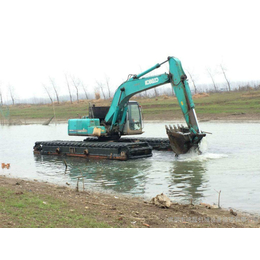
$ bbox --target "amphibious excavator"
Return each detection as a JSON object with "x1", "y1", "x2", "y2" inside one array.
[{"x1": 34, "y1": 56, "x2": 206, "y2": 160}]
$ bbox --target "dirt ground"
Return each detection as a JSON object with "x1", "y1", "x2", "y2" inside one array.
[{"x1": 0, "y1": 176, "x2": 259, "y2": 228}]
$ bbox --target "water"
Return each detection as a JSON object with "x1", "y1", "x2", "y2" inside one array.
[{"x1": 1, "y1": 122, "x2": 260, "y2": 214}]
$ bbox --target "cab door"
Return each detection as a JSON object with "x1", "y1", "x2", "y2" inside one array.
[{"x1": 123, "y1": 101, "x2": 143, "y2": 135}]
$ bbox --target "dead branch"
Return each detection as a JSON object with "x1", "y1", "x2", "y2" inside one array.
[
  {"x1": 206, "y1": 68, "x2": 218, "y2": 92},
  {"x1": 49, "y1": 77, "x2": 60, "y2": 104},
  {"x1": 214, "y1": 189, "x2": 221, "y2": 208},
  {"x1": 105, "y1": 75, "x2": 111, "y2": 99},
  {"x1": 43, "y1": 84, "x2": 53, "y2": 104},
  {"x1": 71, "y1": 76, "x2": 80, "y2": 103},
  {"x1": 65, "y1": 73, "x2": 73, "y2": 104},
  {"x1": 220, "y1": 64, "x2": 231, "y2": 91},
  {"x1": 186, "y1": 70, "x2": 197, "y2": 94},
  {"x1": 96, "y1": 81, "x2": 106, "y2": 99},
  {"x1": 0, "y1": 85, "x2": 3, "y2": 105},
  {"x1": 63, "y1": 159, "x2": 68, "y2": 173},
  {"x1": 81, "y1": 82, "x2": 89, "y2": 100},
  {"x1": 8, "y1": 85, "x2": 15, "y2": 105}
]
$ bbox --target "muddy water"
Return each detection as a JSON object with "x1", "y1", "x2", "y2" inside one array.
[{"x1": 1, "y1": 122, "x2": 260, "y2": 214}]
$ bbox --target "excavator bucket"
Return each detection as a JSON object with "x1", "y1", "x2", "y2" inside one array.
[{"x1": 165, "y1": 124, "x2": 206, "y2": 155}]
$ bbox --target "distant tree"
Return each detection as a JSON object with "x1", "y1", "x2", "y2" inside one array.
[
  {"x1": 96, "y1": 81, "x2": 106, "y2": 99},
  {"x1": 105, "y1": 76, "x2": 111, "y2": 99},
  {"x1": 49, "y1": 77, "x2": 60, "y2": 104},
  {"x1": 154, "y1": 88, "x2": 159, "y2": 97},
  {"x1": 206, "y1": 68, "x2": 218, "y2": 92},
  {"x1": 43, "y1": 84, "x2": 53, "y2": 104},
  {"x1": 143, "y1": 91, "x2": 149, "y2": 98},
  {"x1": 186, "y1": 70, "x2": 198, "y2": 94},
  {"x1": 0, "y1": 86, "x2": 3, "y2": 105},
  {"x1": 220, "y1": 64, "x2": 231, "y2": 91},
  {"x1": 81, "y1": 82, "x2": 89, "y2": 100},
  {"x1": 65, "y1": 74, "x2": 73, "y2": 104},
  {"x1": 71, "y1": 76, "x2": 80, "y2": 103},
  {"x1": 9, "y1": 85, "x2": 15, "y2": 105}
]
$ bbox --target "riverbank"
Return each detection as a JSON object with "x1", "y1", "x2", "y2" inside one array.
[
  {"x1": 1, "y1": 90, "x2": 260, "y2": 124},
  {"x1": 3, "y1": 115, "x2": 260, "y2": 126},
  {"x1": 0, "y1": 175, "x2": 259, "y2": 228}
]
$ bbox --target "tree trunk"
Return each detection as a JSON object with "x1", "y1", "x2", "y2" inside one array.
[
  {"x1": 220, "y1": 65, "x2": 231, "y2": 91},
  {"x1": 71, "y1": 76, "x2": 79, "y2": 103},
  {"x1": 187, "y1": 71, "x2": 197, "y2": 94},
  {"x1": 207, "y1": 69, "x2": 217, "y2": 92},
  {"x1": 81, "y1": 83, "x2": 89, "y2": 99},
  {"x1": 50, "y1": 78, "x2": 60, "y2": 104},
  {"x1": 65, "y1": 74, "x2": 73, "y2": 103}
]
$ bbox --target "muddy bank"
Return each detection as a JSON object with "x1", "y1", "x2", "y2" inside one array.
[{"x1": 0, "y1": 175, "x2": 259, "y2": 228}]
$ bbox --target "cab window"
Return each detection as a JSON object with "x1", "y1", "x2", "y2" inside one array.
[{"x1": 128, "y1": 103, "x2": 141, "y2": 130}]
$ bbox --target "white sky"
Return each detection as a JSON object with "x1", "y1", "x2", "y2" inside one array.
[{"x1": 0, "y1": 0, "x2": 259, "y2": 102}]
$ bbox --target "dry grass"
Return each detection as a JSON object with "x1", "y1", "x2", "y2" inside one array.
[
  {"x1": 1, "y1": 89, "x2": 260, "y2": 123},
  {"x1": 0, "y1": 176, "x2": 259, "y2": 228}
]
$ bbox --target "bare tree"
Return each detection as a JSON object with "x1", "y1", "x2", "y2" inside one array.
[
  {"x1": 105, "y1": 75, "x2": 111, "y2": 99},
  {"x1": 81, "y1": 82, "x2": 89, "y2": 100},
  {"x1": 43, "y1": 84, "x2": 57, "y2": 124},
  {"x1": 220, "y1": 64, "x2": 231, "y2": 91},
  {"x1": 154, "y1": 88, "x2": 159, "y2": 97},
  {"x1": 9, "y1": 85, "x2": 15, "y2": 105},
  {"x1": 49, "y1": 77, "x2": 60, "y2": 104},
  {"x1": 206, "y1": 68, "x2": 218, "y2": 92},
  {"x1": 71, "y1": 76, "x2": 80, "y2": 103},
  {"x1": 186, "y1": 70, "x2": 197, "y2": 94},
  {"x1": 96, "y1": 81, "x2": 106, "y2": 99},
  {"x1": 0, "y1": 86, "x2": 3, "y2": 105},
  {"x1": 43, "y1": 84, "x2": 53, "y2": 104},
  {"x1": 65, "y1": 74, "x2": 73, "y2": 103}
]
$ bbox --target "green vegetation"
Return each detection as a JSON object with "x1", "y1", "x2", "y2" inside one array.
[
  {"x1": 1, "y1": 89, "x2": 260, "y2": 122},
  {"x1": 0, "y1": 187, "x2": 110, "y2": 228}
]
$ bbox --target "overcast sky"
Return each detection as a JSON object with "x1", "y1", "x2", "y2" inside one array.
[{"x1": 0, "y1": 0, "x2": 259, "y2": 102}]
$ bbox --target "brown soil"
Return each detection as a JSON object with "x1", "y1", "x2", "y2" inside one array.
[{"x1": 0, "y1": 176, "x2": 259, "y2": 228}]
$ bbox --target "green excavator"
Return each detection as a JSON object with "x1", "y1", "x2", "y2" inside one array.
[{"x1": 34, "y1": 56, "x2": 206, "y2": 160}]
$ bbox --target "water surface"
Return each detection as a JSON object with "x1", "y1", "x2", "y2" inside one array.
[{"x1": 1, "y1": 121, "x2": 260, "y2": 214}]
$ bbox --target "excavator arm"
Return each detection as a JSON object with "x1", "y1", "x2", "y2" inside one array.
[
  {"x1": 105, "y1": 73, "x2": 170, "y2": 129},
  {"x1": 105, "y1": 56, "x2": 201, "y2": 135}
]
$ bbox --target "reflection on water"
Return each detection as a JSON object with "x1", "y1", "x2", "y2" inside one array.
[
  {"x1": 35, "y1": 154, "x2": 151, "y2": 194},
  {"x1": 1, "y1": 122, "x2": 260, "y2": 213},
  {"x1": 34, "y1": 151, "x2": 208, "y2": 204},
  {"x1": 169, "y1": 160, "x2": 207, "y2": 201}
]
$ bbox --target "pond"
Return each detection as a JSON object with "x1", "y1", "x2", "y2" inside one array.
[{"x1": 1, "y1": 121, "x2": 260, "y2": 214}]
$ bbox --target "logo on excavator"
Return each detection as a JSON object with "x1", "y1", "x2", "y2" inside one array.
[{"x1": 145, "y1": 77, "x2": 159, "y2": 85}]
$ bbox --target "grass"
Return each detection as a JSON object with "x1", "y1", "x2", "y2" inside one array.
[
  {"x1": 1, "y1": 89, "x2": 260, "y2": 122},
  {"x1": 0, "y1": 187, "x2": 110, "y2": 228}
]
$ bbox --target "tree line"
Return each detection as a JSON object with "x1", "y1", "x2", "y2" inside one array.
[{"x1": 0, "y1": 65, "x2": 260, "y2": 105}]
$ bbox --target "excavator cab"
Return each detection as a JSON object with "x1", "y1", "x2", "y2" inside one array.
[{"x1": 123, "y1": 101, "x2": 143, "y2": 135}]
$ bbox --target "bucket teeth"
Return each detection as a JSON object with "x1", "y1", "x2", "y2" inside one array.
[
  {"x1": 165, "y1": 123, "x2": 206, "y2": 155},
  {"x1": 165, "y1": 125, "x2": 183, "y2": 133}
]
